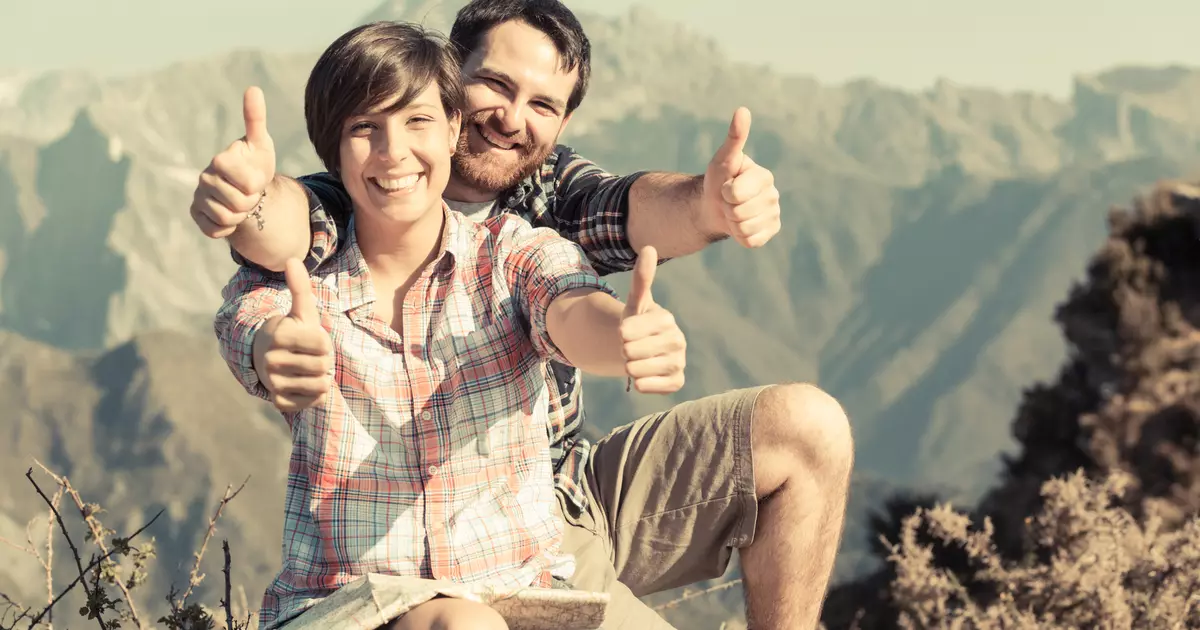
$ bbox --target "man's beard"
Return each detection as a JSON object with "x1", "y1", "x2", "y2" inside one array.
[{"x1": 452, "y1": 111, "x2": 555, "y2": 195}]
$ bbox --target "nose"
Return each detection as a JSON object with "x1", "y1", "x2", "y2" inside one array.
[
  {"x1": 495, "y1": 102, "x2": 525, "y2": 135},
  {"x1": 377, "y1": 124, "x2": 413, "y2": 163}
]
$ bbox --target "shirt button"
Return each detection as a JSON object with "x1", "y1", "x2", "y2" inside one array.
[
  {"x1": 421, "y1": 410, "x2": 432, "y2": 420},
  {"x1": 428, "y1": 466, "x2": 437, "y2": 476}
]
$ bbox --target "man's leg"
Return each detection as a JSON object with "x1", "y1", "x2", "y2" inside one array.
[
  {"x1": 585, "y1": 383, "x2": 853, "y2": 630},
  {"x1": 555, "y1": 490, "x2": 678, "y2": 629},
  {"x1": 737, "y1": 384, "x2": 853, "y2": 629}
]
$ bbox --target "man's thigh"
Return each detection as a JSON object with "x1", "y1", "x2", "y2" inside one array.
[
  {"x1": 556, "y1": 491, "x2": 677, "y2": 629},
  {"x1": 585, "y1": 386, "x2": 767, "y2": 596}
]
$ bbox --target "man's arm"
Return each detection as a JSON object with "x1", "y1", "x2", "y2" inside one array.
[
  {"x1": 190, "y1": 87, "x2": 346, "y2": 273},
  {"x1": 553, "y1": 107, "x2": 780, "y2": 272},
  {"x1": 188, "y1": 86, "x2": 357, "y2": 273},
  {"x1": 624, "y1": 171, "x2": 727, "y2": 257},
  {"x1": 224, "y1": 173, "x2": 353, "y2": 274},
  {"x1": 224, "y1": 175, "x2": 312, "y2": 272}
]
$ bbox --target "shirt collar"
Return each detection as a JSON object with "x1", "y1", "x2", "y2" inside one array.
[{"x1": 329, "y1": 202, "x2": 464, "y2": 314}]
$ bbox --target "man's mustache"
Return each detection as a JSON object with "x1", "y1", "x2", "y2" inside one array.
[{"x1": 465, "y1": 112, "x2": 529, "y2": 149}]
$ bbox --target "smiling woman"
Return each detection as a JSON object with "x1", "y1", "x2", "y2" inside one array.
[{"x1": 212, "y1": 14, "x2": 691, "y2": 630}]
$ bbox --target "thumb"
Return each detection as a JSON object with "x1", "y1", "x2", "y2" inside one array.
[
  {"x1": 243, "y1": 86, "x2": 271, "y2": 149},
  {"x1": 624, "y1": 246, "x2": 658, "y2": 317},
  {"x1": 709, "y1": 107, "x2": 751, "y2": 177},
  {"x1": 284, "y1": 258, "x2": 319, "y2": 324}
]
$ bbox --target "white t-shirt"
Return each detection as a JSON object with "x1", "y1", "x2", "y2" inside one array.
[{"x1": 446, "y1": 198, "x2": 498, "y2": 224}]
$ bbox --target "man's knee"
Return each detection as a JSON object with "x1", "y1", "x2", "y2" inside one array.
[{"x1": 751, "y1": 383, "x2": 854, "y2": 489}]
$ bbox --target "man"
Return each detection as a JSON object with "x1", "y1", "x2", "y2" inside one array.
[{"x1": 191, "y1": 1, "x2": 854, "y2": 628}]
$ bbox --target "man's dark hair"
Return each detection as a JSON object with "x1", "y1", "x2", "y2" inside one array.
[
  {"x1": 450, "y1": 0, "x2": 591, "y2": 114},
  {"x1": 305, "y1": 21, "x2": 466, "y2": 175}
]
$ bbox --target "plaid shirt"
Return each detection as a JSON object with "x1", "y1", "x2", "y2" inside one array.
[
  {"x1": 234, "y1": 145, "x2": 650, "y2": 515},
  {"x1": 216, "y1": 205, "x2": 618, "y2": 629}
]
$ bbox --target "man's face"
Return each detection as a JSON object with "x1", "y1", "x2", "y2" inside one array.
[{"x1": 454, "y1": 20, "x2": 578, "y2": 195}]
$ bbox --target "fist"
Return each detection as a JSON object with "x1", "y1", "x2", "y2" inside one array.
[
  {"x1": 621, "y1": 246, "x2": 687, "y2": 394},
  {"x1": 253, "y1": 259, "x2": 333, "y2": 413},
  {"x1": 191, "y1": 86, "x2": 277, "y2": 239},
  {"x1": 702, "y1": 107, "x2": 782, "y2": 249}
]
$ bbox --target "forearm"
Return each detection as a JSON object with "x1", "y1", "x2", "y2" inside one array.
[
  {"x1": 626, "y1": 172, "x2": 727, "y2": 258},
  {"x1": 227, "y1": 175, "x2": 312, "y2": 272},
  {"x1": 545, "y1": 288, "x2": 627, "y2": 377}
]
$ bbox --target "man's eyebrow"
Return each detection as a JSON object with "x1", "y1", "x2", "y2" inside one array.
[{"x1": 477, "y1": 67, "x2": 567, "y2": 111}]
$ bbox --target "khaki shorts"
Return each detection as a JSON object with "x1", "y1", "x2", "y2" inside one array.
[{"x1": 557, "y1": 386, "x2": 765, "y2": 629}]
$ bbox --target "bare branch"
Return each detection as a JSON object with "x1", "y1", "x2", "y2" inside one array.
[
  {"x1": 0, "y1": 536, "x2": 33, "y2": 556},
  {"x1": 44, "y1": 488, "x2": 58, "y2": 630},
  {"x1": 33, "y1": 460, "x2": 146, "y2": 630},
  {"x1": 178, "y1": 477, "x2": 249, "y2": 606},
  {"x1": 23, "y1": 467, "x2": 101, "y2": 629},
  {"x1": 25, "y1": 510, "x2": 163, "y2": 630},
  {"x1": 0, "y1": 592, "x2": 34, "y2": 630},
  {"x1": 221, "y1": 541, "x2": 233, "y2": 630},
  {"x1": 651, "y1": 578, "x2": 744, "y2": 612}
]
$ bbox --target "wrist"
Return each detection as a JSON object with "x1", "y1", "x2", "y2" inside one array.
[
  {"x1": 691, "y1": 175, "x2": 729, "y2": 240},
  {"x1": 694, "y1": 201, "x2": 730, "y2": 242}
]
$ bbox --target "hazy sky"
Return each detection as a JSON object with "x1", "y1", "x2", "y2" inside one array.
[{"x1": 3, "y1": 0, "x2": 1197, "y2": 97}]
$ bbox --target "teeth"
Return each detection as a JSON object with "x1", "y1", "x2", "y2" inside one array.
[
  {"x1": 479, "y1": 125, "x2": 516, "y2": 150},
  {"x1": 376, "y1": 174, "x2": 420, "y2": 191}
]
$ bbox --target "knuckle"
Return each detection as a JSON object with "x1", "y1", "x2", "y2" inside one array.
[
  {"x1": 262, "y1": 351, "x2": 282, "y2": 370},
  {"x1": 211, "y1": 152, "x2": 234, "y2": 175}
]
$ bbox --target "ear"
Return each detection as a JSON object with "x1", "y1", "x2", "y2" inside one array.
[{"x1": 448, "y1": 110, "x2": 463, "y2": 155}]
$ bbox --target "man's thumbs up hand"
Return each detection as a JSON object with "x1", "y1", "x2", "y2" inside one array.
[
  {"x1": 701, "y1": 107, "x2": 782, "y2": 249},
  {"x1": 620, "y1": 247, "x2": 686, "y2": 394},
  {"x1": 191, "y1": 86, "x2": 278, "y2": 238}
]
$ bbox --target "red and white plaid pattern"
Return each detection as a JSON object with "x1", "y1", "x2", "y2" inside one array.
[{"x1": 214, "y1": 206, "x2": 616, "y2": 629}]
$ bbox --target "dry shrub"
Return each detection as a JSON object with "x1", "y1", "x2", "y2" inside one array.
[
  {"x1": 0, "y1": 463, "x2": 252, "y2": 630},
  {"x1": 886, "y1": 470, "x2": 1200, "y2": 629}
]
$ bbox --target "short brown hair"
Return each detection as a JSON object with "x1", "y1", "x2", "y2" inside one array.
[{"x1": 304, "y1": 21, "x2": 466, "y2": 176}]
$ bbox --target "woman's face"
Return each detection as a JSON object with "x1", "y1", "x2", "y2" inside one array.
[{"x1": 339, "y1": 81, "x2": 461, "y2": 226}]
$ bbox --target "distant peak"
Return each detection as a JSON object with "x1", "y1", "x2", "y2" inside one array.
[{"x1": 1078, "y1": 64, "x2": 1200, "y2": 95}]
